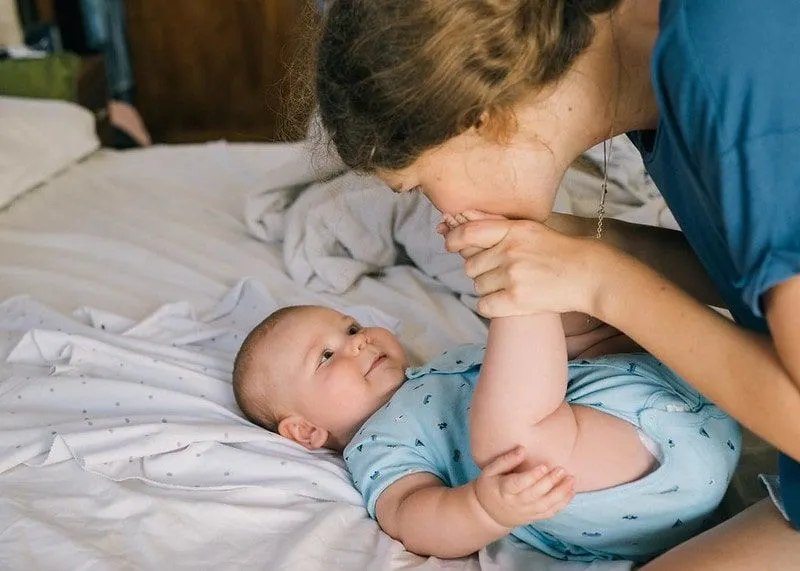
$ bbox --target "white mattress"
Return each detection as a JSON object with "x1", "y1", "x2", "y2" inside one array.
[{"x1": 0, "y1": 142, "x2": 634, "y2": 571}]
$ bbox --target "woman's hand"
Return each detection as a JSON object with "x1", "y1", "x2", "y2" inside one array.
[
  {"x1": 437, "y1": 210, "x2": 508, "y2": 258},
  {"x1": 444, "y1": 218, "x2": 615, "y2": 318}
]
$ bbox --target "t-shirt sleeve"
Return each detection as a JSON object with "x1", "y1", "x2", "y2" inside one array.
[
  {"x1": 720, "y1": 131, "x2": 800, "y2": 317},
  {"x1": 345, "y1": 432, "x2": 445, "y2": 519}
]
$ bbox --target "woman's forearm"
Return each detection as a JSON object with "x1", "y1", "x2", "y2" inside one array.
[
  {"x1": 546, "y1": 212, "x2": 724, "y2": 308},
  {"x1": 592, "y1": 246, "x2": 800, "y2": 461}
]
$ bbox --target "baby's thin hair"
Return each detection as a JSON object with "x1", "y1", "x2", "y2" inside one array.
[
  {"x1": 232, "y1": 305, "x2": 311, "y2": 431},
  {"x1": 313, "y1": 0, "x2": 622, "y2": 172}
]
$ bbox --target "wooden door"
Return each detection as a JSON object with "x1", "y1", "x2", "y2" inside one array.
[{"x1": 125, "y1": 0, "x2": 315, "y2": 143}]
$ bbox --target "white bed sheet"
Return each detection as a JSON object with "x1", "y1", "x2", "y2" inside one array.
[{"x1": 0, "y1": 142, "x2": 632, "y2": 571}]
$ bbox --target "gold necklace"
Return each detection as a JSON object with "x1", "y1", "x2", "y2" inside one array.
[
  {"x1": 596, "y1": 15, "x2": 620, "y2": 241},
  {"x1": 595, "y1": 136, "x2": 612, "y2": 239}
]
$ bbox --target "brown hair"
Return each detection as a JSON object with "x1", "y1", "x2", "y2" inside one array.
[
  {"x1": 232, "y1": 305, "x2": 310, "y2": 431},
  {"x1": 315, "y1": 0, "x2": 622, "y2": 172}
]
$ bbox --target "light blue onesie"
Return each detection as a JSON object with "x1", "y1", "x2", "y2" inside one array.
[{"x1": 344, "y1": 345, "x2": 741, "y2": 563}]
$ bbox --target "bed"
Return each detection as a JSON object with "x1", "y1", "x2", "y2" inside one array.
[{"x1": 0, "y1": 97, "x2": 775, "y2": 571}]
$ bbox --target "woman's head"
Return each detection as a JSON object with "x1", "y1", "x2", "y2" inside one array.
[{"x1": 316, "y1": 0, "x2": 622, "y2": 175}]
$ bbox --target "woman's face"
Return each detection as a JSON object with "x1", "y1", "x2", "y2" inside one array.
[{"x1": 378, "y1": 121, "x2": 565, "y2": 222}]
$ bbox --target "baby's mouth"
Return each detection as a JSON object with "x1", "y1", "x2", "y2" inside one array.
[{"x1": 366, "y1": 354, "x2": 386, "y2": 376}]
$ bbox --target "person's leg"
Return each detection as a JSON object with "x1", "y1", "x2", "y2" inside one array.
[
  {"x1": 641, "y1": 499, "x2": 800, "y2": 570},
  {"x1": 778, "y1": 453, "x2": 800, "y2": 527}
]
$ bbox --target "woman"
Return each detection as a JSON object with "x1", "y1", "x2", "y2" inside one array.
[{"x1": 313, "y1": 1, "x2": 800, "y2": 568}]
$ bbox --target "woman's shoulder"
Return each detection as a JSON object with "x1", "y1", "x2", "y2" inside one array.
[{"x1": 649, "y1": 0, "x2": 800, "y2": 157}]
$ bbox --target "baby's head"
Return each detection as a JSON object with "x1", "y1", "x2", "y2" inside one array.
[{"x1": 233, "y1": 305, "x2": 408, "y2": 451}]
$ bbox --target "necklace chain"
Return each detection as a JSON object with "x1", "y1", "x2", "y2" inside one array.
[
  {"x1": 596, "y1": 16, "x2": 620, "y2": 241},
  {"x1": 595, "y1": 136, "x2": 612, "y2": 239}
]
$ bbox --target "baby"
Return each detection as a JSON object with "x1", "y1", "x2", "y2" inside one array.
[{"x1": 233, "y1": 304, "x2": 741, "y2": 563}]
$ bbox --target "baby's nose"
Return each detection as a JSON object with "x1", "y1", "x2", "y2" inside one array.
[{"x1": 350, "y1": 331, "x2": 369, "y2": 353}]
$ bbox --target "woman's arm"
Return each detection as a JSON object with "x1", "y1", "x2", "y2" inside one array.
[
  {"x1": 546, "y1": 212, "x2": 725, "y2": 308},
  {"x1": 765, "y1": 276, "x2": 800, "y2": 393},
  {"x1": 594, "y1": 246, "x2": 800, "y2": 461},
  {"x1": 445, "y1": 218, "x2": 800, "y2": 462}
]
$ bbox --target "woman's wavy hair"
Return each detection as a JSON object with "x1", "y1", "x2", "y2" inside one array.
[{"x1": 314, "y1": 0, "x2": 621, "y2": 172}]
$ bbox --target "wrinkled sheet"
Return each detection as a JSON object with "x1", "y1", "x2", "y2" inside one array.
[{"x1": 0, "y1": 142, "x2": 633, "y2": 571}]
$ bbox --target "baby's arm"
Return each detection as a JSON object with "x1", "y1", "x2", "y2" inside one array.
[
  {"x1": 374, "y1": 448, "x2": 573, "y2": 558},
  {"x1": 470, "y1": 314, "x2": 574, "y2": 469},
  {"x1": 450, "y1": 212, "x2": 652, "y2": 490},
  {"x1": 443, "y1": 212, "x2": 573, "y2": 469}
]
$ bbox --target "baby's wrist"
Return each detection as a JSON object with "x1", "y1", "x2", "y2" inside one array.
[{"x1": 469, "y1": 481, "x2": 513, "y2": 532}]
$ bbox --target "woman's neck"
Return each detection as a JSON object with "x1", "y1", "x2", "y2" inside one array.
[
  {"x1": 610, "y1": 0, "x2": 661, "y2": 132},
  {"x1": 514, "y1": 0, "x2": 660, "y2": 173}
]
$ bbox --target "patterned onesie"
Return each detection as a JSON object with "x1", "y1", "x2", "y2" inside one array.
[{"x1": 344, "y1": 344, "x2": 740, "y2": 562}]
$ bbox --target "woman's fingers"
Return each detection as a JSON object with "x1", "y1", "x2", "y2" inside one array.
[
  {"x1": 476, "y1": 290, "x2": 526, "y2": 318},
  {"x1": 471, "y1": 266, "x2": 508, "y2": 296},
  {"x1": 462, "y1": 247, "x2": 503, "y2": 279},
  {"x1": 444, "y1": 219, "x2": 512, "y2": 253}
]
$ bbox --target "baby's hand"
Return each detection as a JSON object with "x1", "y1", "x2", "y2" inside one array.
[
  {"x1": 472, "y1": 446, "x2": 574, "y2": 529},
  {"x1": 437, "y1": 211, "x2": 508, "y2": 258}
]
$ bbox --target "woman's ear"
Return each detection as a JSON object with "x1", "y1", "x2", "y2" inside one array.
[
  {"x1": 475, "y1": 110, "x2": 490, "y2": 130},
  {"x1": 277, "y1": 415, "x2": 330, "y2": 450},
  {"x1": 474, "y1": 108, "x2": 512, "y2": 144}
]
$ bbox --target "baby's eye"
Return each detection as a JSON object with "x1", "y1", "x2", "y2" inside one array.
[
  {"x1": 347, "y1": 323, "x2": 362, "y2": 335},
  {"x1": 320, "y1": 349, "x2": 334, "y2": 364}
]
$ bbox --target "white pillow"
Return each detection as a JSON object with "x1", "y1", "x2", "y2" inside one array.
[{"x1": 0, "y1": 96, "x2": 100, "y2": 208}]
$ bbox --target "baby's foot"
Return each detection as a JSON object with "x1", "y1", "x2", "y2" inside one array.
[{"x1": 438, "y1": 210, "x2": 506, "y2": 235}]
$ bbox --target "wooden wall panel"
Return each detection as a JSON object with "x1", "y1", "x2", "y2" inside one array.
[
  {"x1": 125, "y1": 0, "x2": 314, "y2": 143},
  {"x1": 33, "y1": 0, "x2": 55, "y2": 23}
]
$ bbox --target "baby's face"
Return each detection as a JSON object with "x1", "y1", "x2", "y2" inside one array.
[{"x1": 265, "y1": 306, "x2": 408, "y2": 444}]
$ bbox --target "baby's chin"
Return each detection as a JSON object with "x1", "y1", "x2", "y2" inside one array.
[{"x1": 343, "y1": 377, "x2": 408, "y2": 447}]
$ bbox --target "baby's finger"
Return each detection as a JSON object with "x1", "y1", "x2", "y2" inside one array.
[
  {"x1": 436, "y1": 222, "x2": 450, "y2": 235},
  {"x1": 527, "y1": 477, "x2": 576, "y2": 519},
  {"x1": 524, "y1": 466, "x2": 567, "y2": 494},
  {"x1": 522, "y1": 470, "x2": 575, "y2": 505},
  {"x1": 481, "y1": 446, "x2": 526, "y2": 477},
  {"x1": 460, "y1": 210, "x2": 507, "y2": 222},
  {"x1": 502, "y1": 465, "x2": 549, "y2": 495}
]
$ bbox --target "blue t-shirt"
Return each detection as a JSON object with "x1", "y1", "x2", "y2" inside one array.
[
  {"x1": 628, "y1": 0, "x2": 800, "y2": 332},
  {"x1": 627, "y1": 0, "x2": 800, "y2": 525}
]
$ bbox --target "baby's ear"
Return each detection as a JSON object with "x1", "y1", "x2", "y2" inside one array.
[{"x1": 278, "y1": 415, "x2": 329, "y2": 450}]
